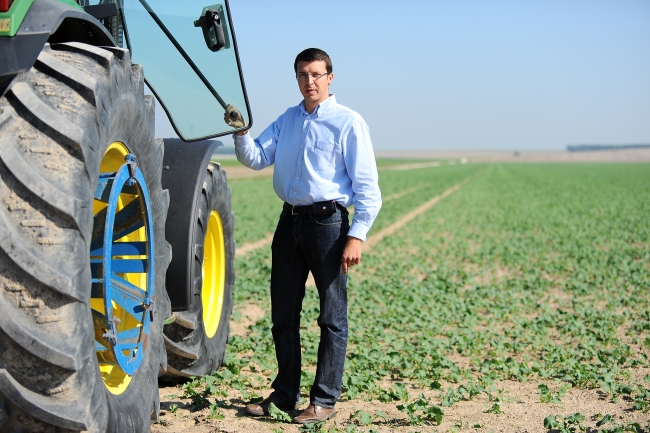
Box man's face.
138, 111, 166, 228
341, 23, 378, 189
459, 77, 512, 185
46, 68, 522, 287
296, 60, 333, 109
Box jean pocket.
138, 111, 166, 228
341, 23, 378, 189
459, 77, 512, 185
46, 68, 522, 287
313, 212, 342, 226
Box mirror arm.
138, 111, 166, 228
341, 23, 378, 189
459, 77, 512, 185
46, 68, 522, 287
118, 3, 132, 52
137, 0, 228, 110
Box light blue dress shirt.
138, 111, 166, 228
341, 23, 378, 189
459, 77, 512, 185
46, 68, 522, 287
233, 95, 382, 241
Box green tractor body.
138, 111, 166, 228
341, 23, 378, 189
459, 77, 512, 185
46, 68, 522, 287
0, 0, 250, 431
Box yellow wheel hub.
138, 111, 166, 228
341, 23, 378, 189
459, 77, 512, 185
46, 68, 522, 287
202, 210, 226, 339
91, 142, 147, 395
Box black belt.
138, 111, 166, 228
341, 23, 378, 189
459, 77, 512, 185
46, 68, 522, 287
283, 201, 341, 216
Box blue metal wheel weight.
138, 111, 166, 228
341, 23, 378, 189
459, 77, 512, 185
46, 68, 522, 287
91, 154, 155, 376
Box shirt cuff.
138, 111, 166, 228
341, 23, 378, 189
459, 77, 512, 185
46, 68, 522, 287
233, 132, 253, 147
348, 222, 369, 241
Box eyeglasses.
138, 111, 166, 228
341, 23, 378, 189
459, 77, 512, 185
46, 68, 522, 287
296, 72, 329, 83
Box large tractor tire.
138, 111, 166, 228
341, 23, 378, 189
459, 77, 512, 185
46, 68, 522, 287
163, 161, 235, 379
0, 42, 171, 432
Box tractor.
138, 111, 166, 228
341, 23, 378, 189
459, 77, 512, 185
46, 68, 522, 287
0, 0, 251, 431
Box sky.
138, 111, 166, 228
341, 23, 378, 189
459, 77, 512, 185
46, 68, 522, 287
153, 0, 650, 151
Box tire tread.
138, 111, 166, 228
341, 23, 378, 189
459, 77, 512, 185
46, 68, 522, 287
162, 164, 234, 379
0, 43, 171, 432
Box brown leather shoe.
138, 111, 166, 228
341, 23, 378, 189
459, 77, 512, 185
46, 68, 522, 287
293, 404, 337, 424
244, 396, 298, 417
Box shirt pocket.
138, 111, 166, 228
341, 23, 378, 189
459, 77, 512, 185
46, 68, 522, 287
307, 141, 337, 172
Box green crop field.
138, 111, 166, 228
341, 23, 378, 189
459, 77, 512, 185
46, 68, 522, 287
157, 163, 650, 433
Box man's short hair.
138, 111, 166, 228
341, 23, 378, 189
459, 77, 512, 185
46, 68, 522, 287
294, 48, 333, 74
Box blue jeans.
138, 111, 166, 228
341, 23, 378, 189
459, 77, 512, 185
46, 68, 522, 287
269, 205, 349, 408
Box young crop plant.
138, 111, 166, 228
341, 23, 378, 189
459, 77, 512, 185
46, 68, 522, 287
268, 402, 293, 422
484, 402, 502, 414
180, 378, 210, 411
348, 409, 389, 428
543, 413, 586, 433
208, 401, 225, 420
457, 381, 486, 401
600, 371, 636, 403
350, 409, 372, 426
538, 382, 571, 404
298, 421, 325, 432
594, 414, 648, 433
397, 394, 444, 426
441, 387, 464, 407
632, 386, 650, 413
376, 382, 410, 403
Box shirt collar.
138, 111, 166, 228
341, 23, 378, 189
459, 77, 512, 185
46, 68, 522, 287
299, 94, 337, 117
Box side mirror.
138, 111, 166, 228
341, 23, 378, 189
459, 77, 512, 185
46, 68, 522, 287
194, 7, 227, 52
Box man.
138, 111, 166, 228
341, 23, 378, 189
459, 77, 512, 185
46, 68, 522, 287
226, 48, 381, 424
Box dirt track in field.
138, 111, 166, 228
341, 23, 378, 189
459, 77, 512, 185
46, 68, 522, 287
362, 178, 469, 251
235, 233, 274, 257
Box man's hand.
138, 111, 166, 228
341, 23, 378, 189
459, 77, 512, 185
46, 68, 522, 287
341, 236, 362, 275
224, 104, 245, 128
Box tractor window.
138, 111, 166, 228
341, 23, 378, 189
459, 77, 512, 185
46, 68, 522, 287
119, 0, 251, 141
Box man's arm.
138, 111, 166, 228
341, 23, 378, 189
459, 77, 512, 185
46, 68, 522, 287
233, 114, 284, 170
340, 116, 382, 273
343, 117, 382, 241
